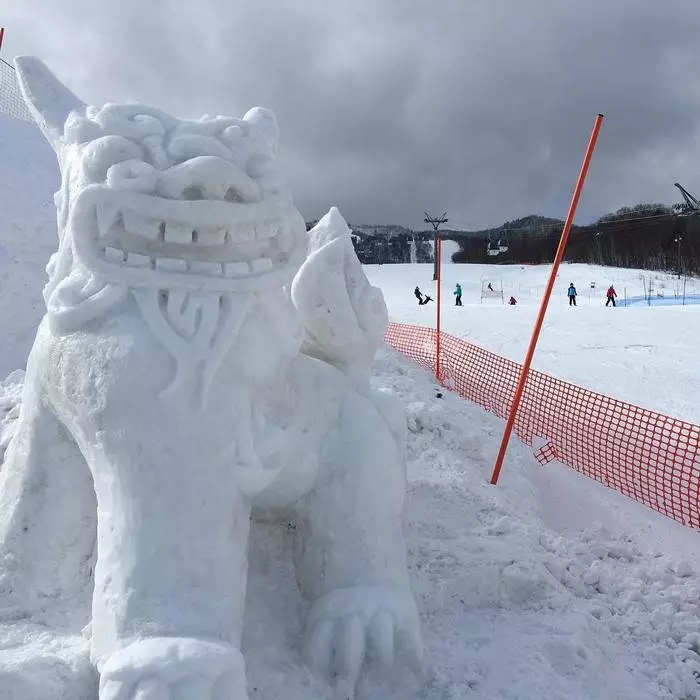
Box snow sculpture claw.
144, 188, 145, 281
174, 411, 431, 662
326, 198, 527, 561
99, 638, 247, 700
0, 56, 422, 698
306, 586, 424, 697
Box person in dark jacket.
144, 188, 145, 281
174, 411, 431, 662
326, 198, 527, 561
567, 283, 577, 306
509, 296, 517, 305
414, 286, 432, 305
605, 285, 617, 307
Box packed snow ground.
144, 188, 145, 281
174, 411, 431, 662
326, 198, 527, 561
2, 347, 700, 699
1, 116, 700, 699
1, 245, 699, 699
366, 262, 700, 423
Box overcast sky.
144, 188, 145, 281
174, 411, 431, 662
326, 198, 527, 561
4, 0, 700, 229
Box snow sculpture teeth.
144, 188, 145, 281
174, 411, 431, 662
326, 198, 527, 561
163, 223, 192, 244
105, 247, 124, 264
224, 262, 249, 278
126, 253, 150, 268
249, 258, 274, 273
97, 202, 120, 239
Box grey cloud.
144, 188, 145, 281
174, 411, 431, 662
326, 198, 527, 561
4, 0, 700, 228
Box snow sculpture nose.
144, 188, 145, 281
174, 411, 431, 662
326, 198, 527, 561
157, 156, 262, 203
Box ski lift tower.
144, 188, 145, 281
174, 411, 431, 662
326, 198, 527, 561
674, 183, 700, 214
425, 211, 448, 280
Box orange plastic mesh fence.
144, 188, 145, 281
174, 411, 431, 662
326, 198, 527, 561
385, 322, 700, 529
0, 59, 32, 123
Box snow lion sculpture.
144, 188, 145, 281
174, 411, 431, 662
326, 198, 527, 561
0, 57, 422, 699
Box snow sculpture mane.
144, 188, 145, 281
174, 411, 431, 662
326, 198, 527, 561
0, 57, 423, 700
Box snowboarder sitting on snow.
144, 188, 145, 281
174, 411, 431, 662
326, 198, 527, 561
567, 283, 577, 306
454, 282, 463, 306
414, 286, 433, 305
509, 296, 517, 305
605, 285, 617, 307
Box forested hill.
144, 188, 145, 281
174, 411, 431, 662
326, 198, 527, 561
309, 203, 700, 274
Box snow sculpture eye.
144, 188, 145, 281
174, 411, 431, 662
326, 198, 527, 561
220, 124, 249, 163
81, 135, 144, 182
106, 159, 157, 193
168, 134, 233, 164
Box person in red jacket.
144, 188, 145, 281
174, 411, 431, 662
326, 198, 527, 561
605, 285, 617, 307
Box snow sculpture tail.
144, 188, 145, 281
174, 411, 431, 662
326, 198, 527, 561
290, 207, 388, 391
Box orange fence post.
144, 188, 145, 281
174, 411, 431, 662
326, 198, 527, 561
0, 27, 5, 53
435, 236, 442, 383
490, 114, 604, 485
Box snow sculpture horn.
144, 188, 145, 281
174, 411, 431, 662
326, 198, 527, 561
14, 55, 85, 153
0, 56, 423, 700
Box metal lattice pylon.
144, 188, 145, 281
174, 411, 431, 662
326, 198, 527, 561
0, 58, 32, 123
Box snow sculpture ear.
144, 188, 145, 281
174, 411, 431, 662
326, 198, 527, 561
243, 106, 278, 152
291, 207, 389, 391
14, 56, 85, 153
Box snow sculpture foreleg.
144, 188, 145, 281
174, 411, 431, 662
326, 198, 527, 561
294, 390, 423, 694
79, 397, 253, 700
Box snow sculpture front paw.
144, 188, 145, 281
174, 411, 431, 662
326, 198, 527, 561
99, 638, 248, 700
305, 586, 424, 697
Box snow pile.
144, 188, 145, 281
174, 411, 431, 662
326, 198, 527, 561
372, 349, 700, 699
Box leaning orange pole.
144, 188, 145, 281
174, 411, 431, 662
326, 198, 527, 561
435, 236, 443, 382
490, 114, 604, 485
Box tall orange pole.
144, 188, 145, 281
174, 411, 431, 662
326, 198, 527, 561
490, 114, 604, 485
0, 27, 5, 53
435, 236, 442, 383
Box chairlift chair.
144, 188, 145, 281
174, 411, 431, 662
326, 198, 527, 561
486, 238, 500, 256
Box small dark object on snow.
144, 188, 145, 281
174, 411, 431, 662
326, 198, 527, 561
436, 392, 443, 399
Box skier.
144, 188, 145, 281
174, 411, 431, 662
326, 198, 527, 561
454, 282, 463, 306
487, 282, 494, 292
567, 283, 577, 306
605, 285, 617, 307
509, 296, 517, 305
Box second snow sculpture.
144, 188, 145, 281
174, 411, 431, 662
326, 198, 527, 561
0, 58, 422, 698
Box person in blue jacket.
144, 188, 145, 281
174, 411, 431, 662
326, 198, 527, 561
454, 282, 463, 306
567, 283, 577, 306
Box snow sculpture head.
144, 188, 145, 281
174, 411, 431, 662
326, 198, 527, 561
15, 56, 307, 400
17, 57, 306, 295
